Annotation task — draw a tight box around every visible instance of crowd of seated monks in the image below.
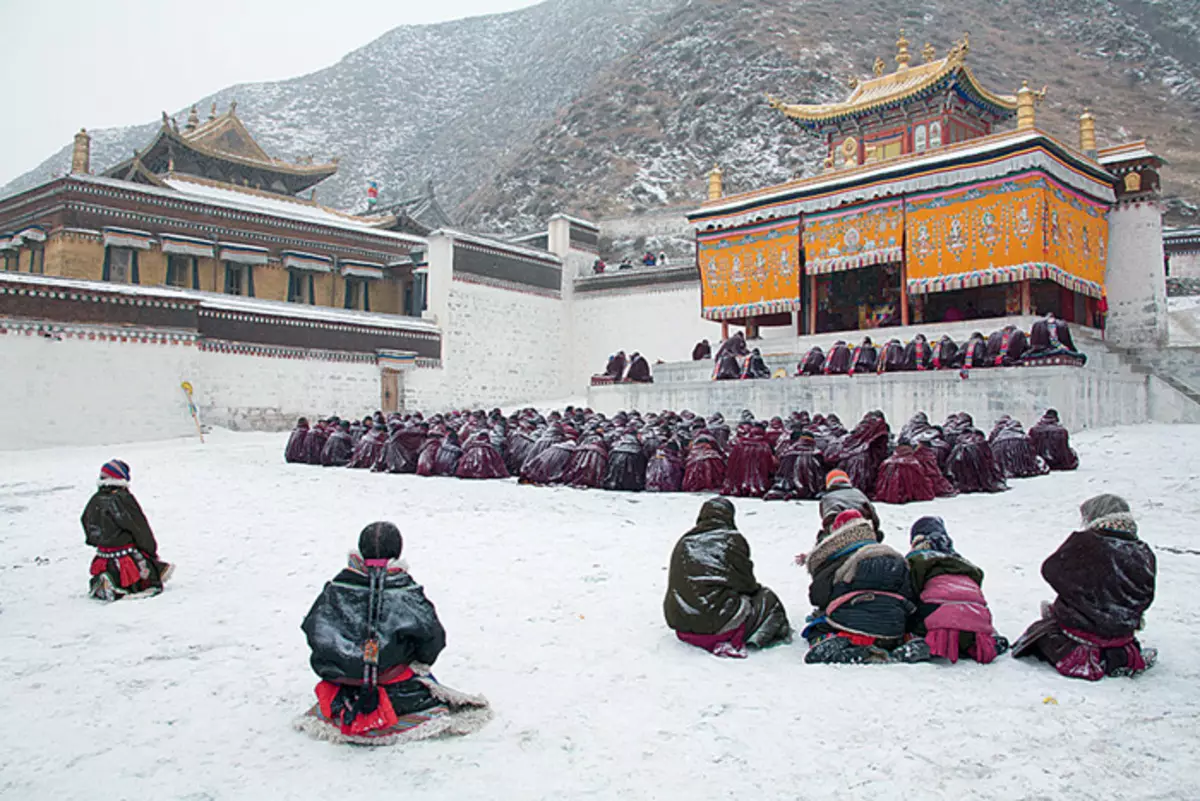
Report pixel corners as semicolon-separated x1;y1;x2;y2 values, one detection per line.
285;405;1078;503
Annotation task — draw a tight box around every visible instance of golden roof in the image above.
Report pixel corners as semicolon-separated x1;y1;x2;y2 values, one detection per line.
768;35;1017;126
174;107;337;177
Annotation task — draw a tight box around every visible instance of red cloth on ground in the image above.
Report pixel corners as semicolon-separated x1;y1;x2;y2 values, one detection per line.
676;625;748;659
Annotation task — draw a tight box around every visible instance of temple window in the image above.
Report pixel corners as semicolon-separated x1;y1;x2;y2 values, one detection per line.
103;246;139;284
223;262;255;296
165;254;195;288
866;137;903;163
914;125;928;152
287;269;316;304
344;277;370;311
2;251;15;271
929;122;943;149
27;244;44;274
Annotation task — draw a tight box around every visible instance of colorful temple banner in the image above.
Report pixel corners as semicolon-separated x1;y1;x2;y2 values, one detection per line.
803;198;903;274
903;172;1106;298
697;218;800;320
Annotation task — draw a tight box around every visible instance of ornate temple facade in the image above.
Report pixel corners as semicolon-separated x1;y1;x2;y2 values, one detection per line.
689;34;1166;344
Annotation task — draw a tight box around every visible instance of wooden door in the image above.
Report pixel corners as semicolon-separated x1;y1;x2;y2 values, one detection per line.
380;370;399;414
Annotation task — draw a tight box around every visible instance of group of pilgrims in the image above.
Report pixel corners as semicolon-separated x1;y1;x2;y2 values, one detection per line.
282;404;1079;503
695;312;1087;381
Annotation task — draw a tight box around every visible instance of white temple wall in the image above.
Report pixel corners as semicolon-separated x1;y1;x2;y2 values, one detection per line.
1168;250;1200;279
0;334;196;450
570;283;723;394
1106;202;1168;347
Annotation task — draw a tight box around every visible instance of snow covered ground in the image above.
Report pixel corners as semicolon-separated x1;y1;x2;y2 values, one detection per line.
2;425;1199;800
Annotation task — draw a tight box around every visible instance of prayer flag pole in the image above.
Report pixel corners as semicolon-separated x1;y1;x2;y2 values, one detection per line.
181;381;204;444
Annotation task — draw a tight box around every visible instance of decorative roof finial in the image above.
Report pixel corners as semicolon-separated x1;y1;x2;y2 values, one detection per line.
1016;80;1048;130
185;105;199;132
230;100;238;115
707;164;724;201
922;42;937;63
1079;108;1097;153
895;29;911;71
209;102;217;121
873;56;885;77
71;128;91;175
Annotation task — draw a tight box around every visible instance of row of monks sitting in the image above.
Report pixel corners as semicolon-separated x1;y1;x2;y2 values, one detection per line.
595;350;653;383
285;404;1078;503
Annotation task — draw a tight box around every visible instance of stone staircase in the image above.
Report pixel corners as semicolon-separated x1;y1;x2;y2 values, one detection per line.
1073;328;1200;414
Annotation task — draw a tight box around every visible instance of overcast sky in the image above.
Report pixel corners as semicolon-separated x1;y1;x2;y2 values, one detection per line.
0;0;544;185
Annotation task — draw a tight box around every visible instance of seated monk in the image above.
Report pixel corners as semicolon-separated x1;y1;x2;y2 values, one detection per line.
297;522;491;745
849;337;878;375
681;432;726;492
931;335;959;370
989;416;1049;478
818;469;879;535
305;418;333;464
415;433;443;477
82;460;173;601
764;429;803;501
946;428;1008;493
790;431;827;500
986;325;1028;366
822;341;852;375
348;422;388;469
625;352;653;383
604;351;627;381
873;444;936;504
876;339;906;373
1012;495;1156;681
714;351;743;381
797;346;825;376
741;348;771;380
286;418;310;463
799;510;928;664
721;422;775;498
664;498;790;657
706;414;731;450
563;434;609;488
902;333;932;371
504;424;536;476
958;332;989;369
456;431;509;479
692;339;712;360
914;442;957;497
1024;313;1086;364
374;420;418;474
433;430;464;477
604;432;647;491
1029;409;1079;470
713;330;749;364
321;420;355;467
646;440;684;492
907;517;1007;664
835;412;890;497
520;437;576;485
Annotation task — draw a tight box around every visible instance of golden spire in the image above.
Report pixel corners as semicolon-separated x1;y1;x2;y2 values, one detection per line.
185;105;199;132
895;29;911;71
1079;108;1097;152
873;56;885;77
707;164;724;201
922;42;936;63
1016;81;1048;130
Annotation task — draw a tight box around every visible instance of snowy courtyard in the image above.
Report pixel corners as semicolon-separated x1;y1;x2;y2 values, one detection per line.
2;424;1199;800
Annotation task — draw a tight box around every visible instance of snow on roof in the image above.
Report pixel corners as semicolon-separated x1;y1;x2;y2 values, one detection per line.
1096;141;1160;165
548;212;600;230
68;174;426;247
431;227;563;265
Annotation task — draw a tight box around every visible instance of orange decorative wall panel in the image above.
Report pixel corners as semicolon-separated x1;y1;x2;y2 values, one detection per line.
803;198;903;275
697;218;800;320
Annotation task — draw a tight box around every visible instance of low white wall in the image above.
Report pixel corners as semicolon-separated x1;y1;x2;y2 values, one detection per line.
1169;251;1200;279
0;333;196;449
195;351;383;431
571;281;723;394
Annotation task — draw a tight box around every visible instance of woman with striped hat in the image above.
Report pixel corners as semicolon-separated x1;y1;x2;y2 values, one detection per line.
80;459;173;601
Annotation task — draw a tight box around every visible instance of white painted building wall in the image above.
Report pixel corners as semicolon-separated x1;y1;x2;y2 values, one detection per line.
1168;250;1200;279
570;281;723;392
1106;202;1168;347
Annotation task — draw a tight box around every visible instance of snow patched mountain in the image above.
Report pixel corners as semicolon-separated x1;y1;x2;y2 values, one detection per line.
4;0;1198;228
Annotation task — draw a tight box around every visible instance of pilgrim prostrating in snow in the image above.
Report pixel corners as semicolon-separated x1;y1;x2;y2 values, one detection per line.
296;522;491;745
664;498;790;658
81;460;173;601
1012;495;1157;681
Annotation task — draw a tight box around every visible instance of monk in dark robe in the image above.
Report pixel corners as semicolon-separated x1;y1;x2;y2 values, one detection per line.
914;443;957;497
790;432;826;500
942;412;975;448
373;421;418;474
946;428;1008;493
455;431;508;479
874;444;936;504
713;331;749;364
348;422;388;469
714;351;742;381
798;346;825;376
876;339;906;373
563;434;609;488
415;433;443;476
682;432;727;493
286;418;310;463
706;414;731;451
903;333;932;371
764;430;803;501
741;348;771;379
989;416;1049;478
721;423;775;498
603;351;627;381
604;432;647;491
625;352;653;383
646;440;685;492
321;420;355;467
349;419;366;447
523;423;566;469
520;437;576;485
433;430;464;477
986;325;1028;366
765;417;786;451
959;332;989;369
1025;313;1085;364
305;419;333;464
504;425;536;476
1029;409;1079;470
823;341;852;375
849;337;878;375
931;335;959;370
692;339;712;360
835;412;891;496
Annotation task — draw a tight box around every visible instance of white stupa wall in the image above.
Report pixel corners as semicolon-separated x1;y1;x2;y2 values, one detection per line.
1106;201;1168;347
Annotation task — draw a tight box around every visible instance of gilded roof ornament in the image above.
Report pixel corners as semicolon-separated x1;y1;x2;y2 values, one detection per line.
873;57;885;77
209;102;217;121
895;29;911;71
922;43;937;63
847;77;860;90
185;105;200;132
